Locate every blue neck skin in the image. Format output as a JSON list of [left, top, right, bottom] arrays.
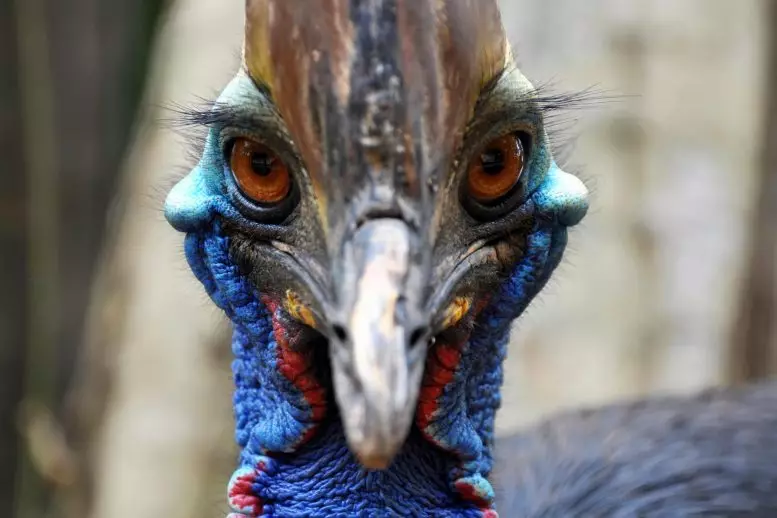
[[165, 72, 589, 515], [178, 173, 579, 516]]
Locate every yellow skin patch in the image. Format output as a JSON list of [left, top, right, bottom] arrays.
[[442, 296, 472, 329], [285, 289, 317, 328]]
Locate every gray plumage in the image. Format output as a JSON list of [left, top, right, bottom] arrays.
[[494, 381, 777, 517]]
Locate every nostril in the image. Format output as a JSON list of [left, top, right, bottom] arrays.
[[408, 326, 430, 349], [355, 206, 404, 230], [332, 323, 349, 344]]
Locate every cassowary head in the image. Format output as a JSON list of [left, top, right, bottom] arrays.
[[166, 0, 587, 515]]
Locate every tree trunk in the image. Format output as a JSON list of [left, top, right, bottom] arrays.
[[62, 2, 243, 517], [1, 1, 28, 515], [729, 0, 777, 381]]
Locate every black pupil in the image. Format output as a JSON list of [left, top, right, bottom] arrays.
[[480, 148, 504, 175], [250, 152, 274, 176]]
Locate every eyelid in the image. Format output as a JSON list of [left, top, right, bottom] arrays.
[[208, 103, 293, 159], [218, 128, 273, 157], [464, 110, 539, 146], [218, 128, 304, 178]]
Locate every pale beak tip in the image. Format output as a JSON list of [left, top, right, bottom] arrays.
[[346, 427, 405, 470], [353, 444, 399, 470]]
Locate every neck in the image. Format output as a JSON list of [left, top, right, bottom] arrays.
[[185, 215, 565, 517], [224, 293, 507, 517], [227, 322, 506, 517], [230, 391, 491, 517]]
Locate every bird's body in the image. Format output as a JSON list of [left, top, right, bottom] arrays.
[[494, 382, 777, 517], [165, 1, 777, 516]]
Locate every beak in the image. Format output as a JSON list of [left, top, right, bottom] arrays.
[[329, 219, 429, 469]]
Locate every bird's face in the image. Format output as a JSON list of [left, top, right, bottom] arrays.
[[166, 0, 587, 469]]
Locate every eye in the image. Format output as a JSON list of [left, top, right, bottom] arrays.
[[466, 134, 525, 204], [229, 138, 291, 205]]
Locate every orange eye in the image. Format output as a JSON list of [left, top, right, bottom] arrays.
[[229, 138, 291, 204], [466, 134, 525, 203]]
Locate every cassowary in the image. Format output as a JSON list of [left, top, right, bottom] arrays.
[[164, 1, 777, 516]]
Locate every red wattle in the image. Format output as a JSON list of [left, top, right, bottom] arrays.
[[262, 296, 327, 445]]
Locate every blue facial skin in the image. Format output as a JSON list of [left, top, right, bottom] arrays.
[[165, 71, 588, 517]]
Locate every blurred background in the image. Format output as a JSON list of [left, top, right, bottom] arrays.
[[1, 0, 775, 516]]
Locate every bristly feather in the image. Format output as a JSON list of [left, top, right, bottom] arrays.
[[494, 381, 777, 516], [167, 81, 613, 168], [161, 81, 609, 244], [143, 98, 227, 215]]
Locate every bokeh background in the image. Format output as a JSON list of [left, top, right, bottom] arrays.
[[2, 0, 775, 517]]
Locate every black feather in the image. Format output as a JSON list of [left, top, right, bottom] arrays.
[[494, 381, 777, 517]]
